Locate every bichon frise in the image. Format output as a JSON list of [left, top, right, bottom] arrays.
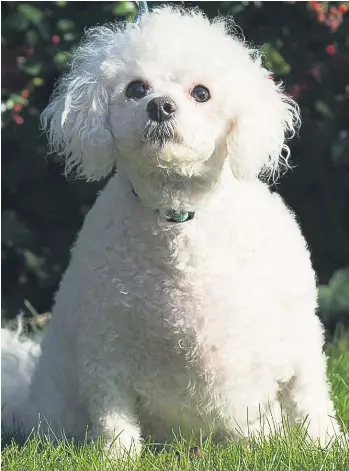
[[1, 5, 340, 457]]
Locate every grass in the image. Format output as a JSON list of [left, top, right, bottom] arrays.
[[2, 332, 349, 471]]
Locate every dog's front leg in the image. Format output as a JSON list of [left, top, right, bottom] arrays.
[[79, 365, 142, 458], [281, 351, 340, 447]]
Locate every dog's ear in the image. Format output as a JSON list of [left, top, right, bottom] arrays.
[[226, 66, 300, 181], [41, 28, 117, 181]]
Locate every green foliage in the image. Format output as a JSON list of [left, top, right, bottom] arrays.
[[2, 335, 349, 470], [319, 269, 349, 326], [1, 2, 349, 329], [263, 44, 291, 75]]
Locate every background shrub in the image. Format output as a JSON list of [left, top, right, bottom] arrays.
[[2, 1, 349, 331]]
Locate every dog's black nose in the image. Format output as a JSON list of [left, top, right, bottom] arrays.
[[147, 97, 177, 122]]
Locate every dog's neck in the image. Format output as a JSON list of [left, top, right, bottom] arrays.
[[131, 186, 195, 223], [121, 150, 227, 217]]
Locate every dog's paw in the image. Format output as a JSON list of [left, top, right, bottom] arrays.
[[104, 435, 142, 460], [304, 416, 342, 448]]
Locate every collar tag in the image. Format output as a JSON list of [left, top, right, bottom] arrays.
[[165, 210, 195, 223], [132, 186, 195, 223]]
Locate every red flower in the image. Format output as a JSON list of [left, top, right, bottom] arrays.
[[52, 35, 61, 44], [326, 44, 336, 54], [339, 4, 347, 13], [21, 89, 30, 99], [13, 103, 22, 112], [13, 114, 24, 125], [328, 19, 341, 32], [310, 1, 323, 13]]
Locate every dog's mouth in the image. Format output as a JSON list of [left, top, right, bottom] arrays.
[[142, 120, 182, 148]]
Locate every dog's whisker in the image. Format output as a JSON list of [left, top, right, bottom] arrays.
[[142, 120, 182, 147]]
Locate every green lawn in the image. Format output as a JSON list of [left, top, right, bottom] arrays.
[[2, 333, 348, 471]]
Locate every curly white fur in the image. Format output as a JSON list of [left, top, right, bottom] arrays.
[[2, 6, 339, 456]]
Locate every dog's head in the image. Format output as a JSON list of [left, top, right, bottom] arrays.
[[42, 6, 300, 204]]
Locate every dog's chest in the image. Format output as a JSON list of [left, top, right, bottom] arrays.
[[115, 227, 230, 407], [131, 291, 222, 436], [106, 205, 267, 418]]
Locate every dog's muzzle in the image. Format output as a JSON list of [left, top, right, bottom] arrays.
[[142, 96, 181, 146], [147, 96, 177, 122], [142, 121, 181, 146]]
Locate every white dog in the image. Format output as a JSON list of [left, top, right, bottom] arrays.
[[2, 6, 340, 456]]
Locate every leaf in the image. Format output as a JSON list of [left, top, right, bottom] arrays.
[[331, 131, 349, 166], [318, 269, 349, 321], [229, 3, 249, 15], [2, 211, 32, 246], [113, 1, 136, 17], [17, 4, 49, 39], [21, 59, 43, 76], [63, 33, 75, 42], [315, 100, 334, 119], [263, 44, 291, 75], [18, 4, 43, 25], [57, 19, 75, 32], [26, 29, 39, 45], [9, 94, 28, 106], [53, 51, 69, 69], [6, 99, 15, 109], [33, 77, 44, 87]]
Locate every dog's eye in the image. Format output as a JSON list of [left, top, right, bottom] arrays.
[[191, 85, 210, 103], [126, 81, 149, 100]]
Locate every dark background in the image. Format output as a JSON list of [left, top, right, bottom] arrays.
[[2, 1, 349, 331]]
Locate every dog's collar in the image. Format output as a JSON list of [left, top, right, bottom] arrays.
[[132, 187, 195, 223], [165, 209, 195, 223]]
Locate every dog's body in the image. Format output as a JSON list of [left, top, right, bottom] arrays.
[[2, 6, 339, 455]]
